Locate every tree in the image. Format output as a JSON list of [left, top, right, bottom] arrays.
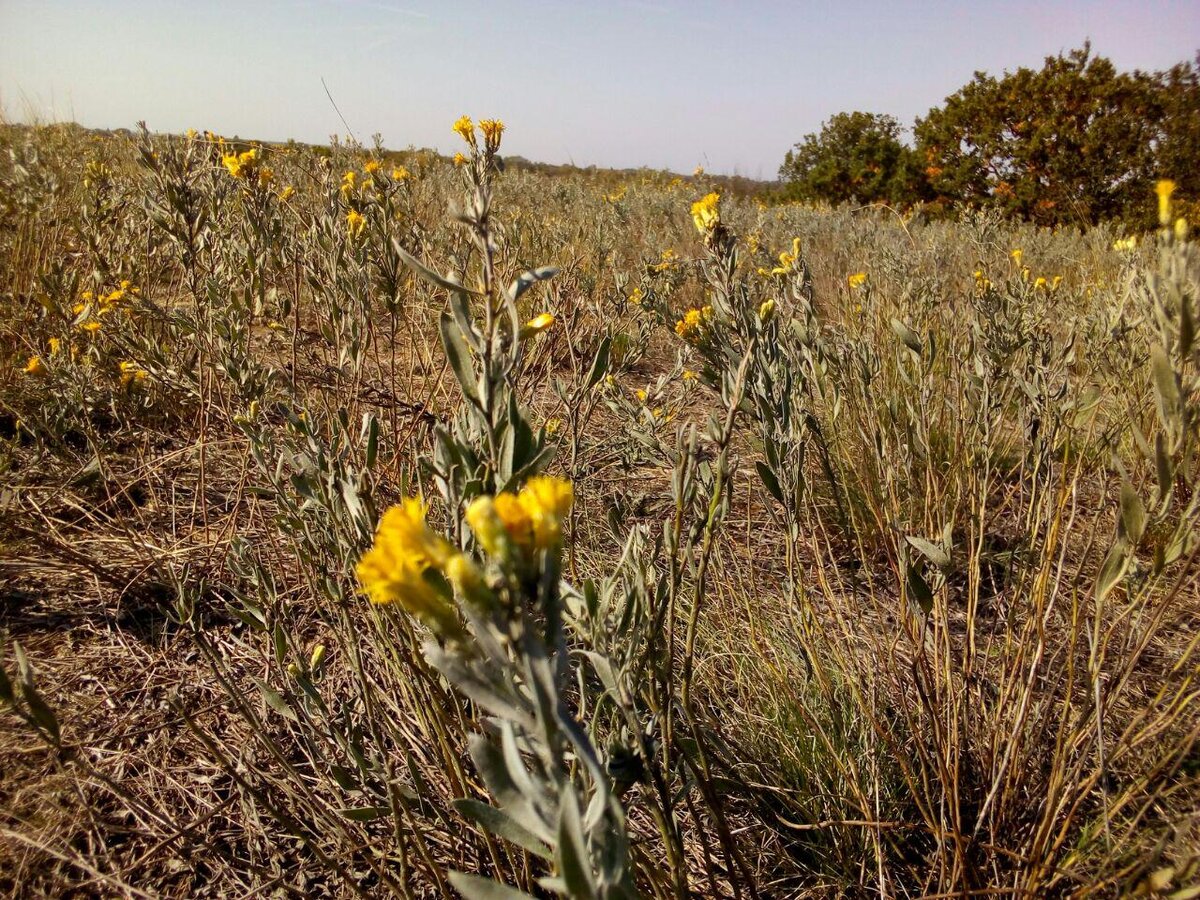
[[778, 112, 923, 207], [913, 44, 1174, 226]]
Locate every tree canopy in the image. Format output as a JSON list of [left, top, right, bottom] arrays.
[[778, 45, 1199, 227]]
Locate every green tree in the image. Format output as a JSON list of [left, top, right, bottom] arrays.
[[778, 111, 923, 207], [913, 44, 1180, 226]]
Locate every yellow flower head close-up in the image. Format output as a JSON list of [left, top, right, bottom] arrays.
[[847, 272, 868, 289], [356, 499, 463, 635], [675, 304, 713, 341], [453, 115, 476, 147], [691, 192, 721, 233]]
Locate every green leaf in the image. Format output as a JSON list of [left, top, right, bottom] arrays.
[[364, 413, 379, 469], [889, 318, 922, 355], [1095, 539, 1130, 603], [448, 872, 535, 900], [1155, 433, 1174, 502], [585, 336, 611, 390], [440, 310, 480, 405], [906, 535, 951, 569], [507, 266, 559, 302], [1119, 478, 1146, 545], [336, 805, 392, 822], [1149, 344, 1181, 430], [253, 679, 298, 722], [905, 563, 934, 615], [556, 789, 597, 900], [392, 239, 484, 296], [755, 461, 785, 507], [453, 799, 553, 859]]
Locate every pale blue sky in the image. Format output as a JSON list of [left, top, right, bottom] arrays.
[[1, 1, 1196, 177]]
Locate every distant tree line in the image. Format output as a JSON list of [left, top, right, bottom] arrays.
[[778, 45, 1199, 227]]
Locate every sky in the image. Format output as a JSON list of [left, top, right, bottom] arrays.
[[1, 1, 1197, 178]]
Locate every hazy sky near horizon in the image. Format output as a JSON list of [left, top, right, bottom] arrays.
[[1, 1, 1197, 177]]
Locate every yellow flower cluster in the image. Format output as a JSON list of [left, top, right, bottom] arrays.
[[1113, 236, 1138, 252], [73, 281, 140, 333], [391, 166, 411, 181], [23, 355, 46, 376], [346, 209, 366, 239], [466, 476, 574, 561], [691, 192, 721, 233], [356, 498, 473, 635], [627, 287, 644, 306], [222, 148, 260, 180], [119, 360, 148, 386], [340, 170, 357, 198], [453, 115, 477, 147], [675, 304, 713, 342], [363, 159, 381, 174], [479, 119, 504, 150], [847, 272, 868, 289], [651, 249, 678, 272], [760, 237, 801, 277]]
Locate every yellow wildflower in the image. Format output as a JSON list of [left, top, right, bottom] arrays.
[[391, 166, 411, 181], [518, 476, 574, 550], [651, 249, 677, 272], [453, 152, 467, 167], [544, 418, 562, 436], [759, 298, 776, 321], [1113, 236, 1138, 252], [363, 159, 381, 174], [522, 313, 556, 337], [1156, 179, 1176, 226], [847, 272, 868, 289], [479, 119, 504, 150], [691, 192, 721, 233], [1034, 276, 1048, 290], [80, 320, 102, 334], [1176, 217, 1189, 241], [1051, 275, 1063, 290], [119, 360, 148, 386], [771, 237, 802, 275], [48, 337, 62, 356], [453, 115, 476, 147], [346, 210, 366, 239], [628, 287, 644, 306], [23, 355, 46, 376], [356, 499, 462, 636], [280, 185, 296, 202], [675, 305, 712, 342], [467, 477, 573, 560], [636, 389, 648, 403], [1010, 248, 1023, 265]]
